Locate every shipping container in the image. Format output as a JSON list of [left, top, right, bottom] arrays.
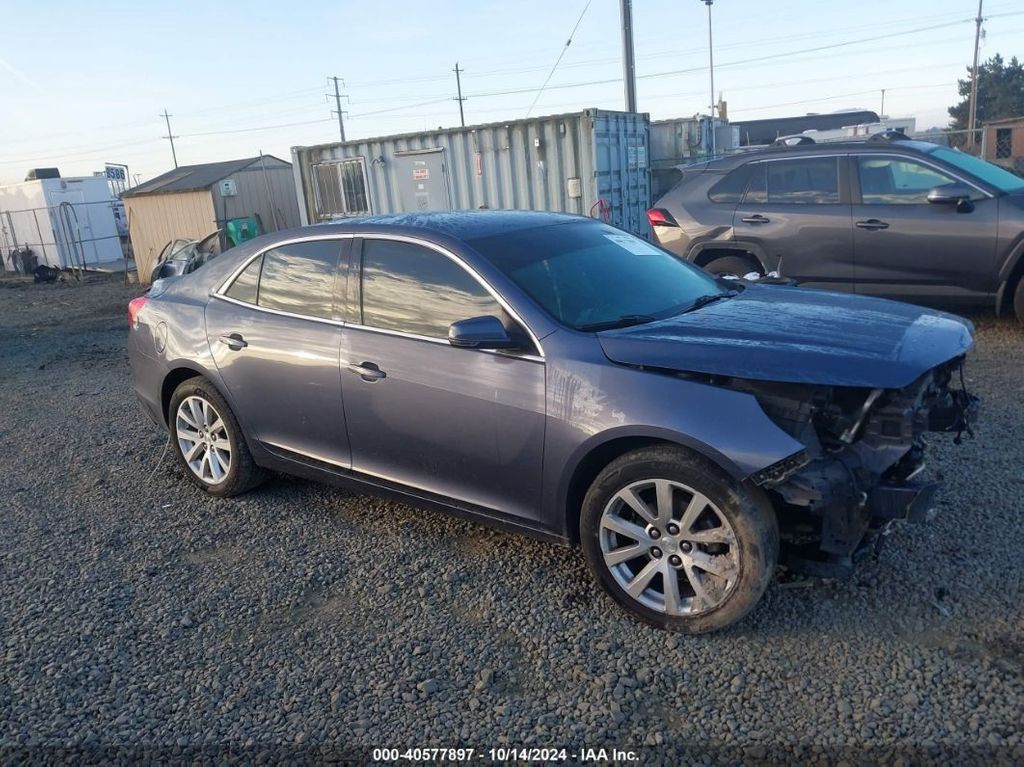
[[291, 109, 652, 237], [649, 117, 738, 199], [0, 176, 122, 270]]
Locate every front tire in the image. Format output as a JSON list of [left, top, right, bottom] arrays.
[[580, 446, 778, 634], [168, 377, 263, 497]]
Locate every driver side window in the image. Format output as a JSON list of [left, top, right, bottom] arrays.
[[360, 239, 511, 340], [857, 157, 977, 205]]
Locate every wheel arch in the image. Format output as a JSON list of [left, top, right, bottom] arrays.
[[996, 238, 1024, 317], [160, 363, 224, 426], [559, 428, 746, 546], [690, 242, 768, 271]]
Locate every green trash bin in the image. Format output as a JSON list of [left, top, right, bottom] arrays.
[[224, 216, 261, 247]]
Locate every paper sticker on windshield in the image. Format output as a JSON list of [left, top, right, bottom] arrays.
[[604, 233, 662, 256]]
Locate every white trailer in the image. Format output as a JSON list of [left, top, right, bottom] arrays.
[[0, 176, 122, 270]]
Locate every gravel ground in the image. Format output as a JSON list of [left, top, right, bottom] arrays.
[[1, 274, 1021, 764]]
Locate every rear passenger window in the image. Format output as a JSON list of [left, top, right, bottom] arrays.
[[257, 240, 341, 319], [361, 239, 506, 338], [749, 157, 840, 204], [708, 164, 755, 202], [225, 256, 262, 304]]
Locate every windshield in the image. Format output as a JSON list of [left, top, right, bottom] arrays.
[[929, 147, 1024, 193], [468, 222, 725, 330]]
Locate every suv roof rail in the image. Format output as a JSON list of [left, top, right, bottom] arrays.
[[866, 129, 911, 143], [771, 134, 817, 147]]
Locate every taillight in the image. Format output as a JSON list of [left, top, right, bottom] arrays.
[[647, 208, 678, 227], [128, 296, 149, 327]]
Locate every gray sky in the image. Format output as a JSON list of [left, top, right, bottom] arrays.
[[1, 0, 1021, 185]]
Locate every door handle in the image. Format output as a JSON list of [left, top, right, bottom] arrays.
[[347, 361, 386, 382], [219, 333, 248, 350], [856, 219, 890, 230], [740, 214, 770, 224]]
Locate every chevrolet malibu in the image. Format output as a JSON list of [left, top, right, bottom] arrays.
[[128, 211, 977, 633]]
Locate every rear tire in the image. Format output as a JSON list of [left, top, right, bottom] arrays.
[[703, 254, 763, 279], [580, 446, 778, 634], [168, 377, 264, 497], [1013, 277, 1024, 325]]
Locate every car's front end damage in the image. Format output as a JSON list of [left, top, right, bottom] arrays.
[[596, 284, 979, 577], [733, 359, 979, 575]]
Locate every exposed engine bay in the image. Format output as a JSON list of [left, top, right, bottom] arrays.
[[728, 358, 979, 576]]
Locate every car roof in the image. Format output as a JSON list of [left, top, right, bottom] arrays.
[[306, 210, 586, 241], [694, 139, 941, 171]]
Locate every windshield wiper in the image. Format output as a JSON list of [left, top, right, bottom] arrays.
[[577, 314, 657, 332], [679, 291, 737, 314]]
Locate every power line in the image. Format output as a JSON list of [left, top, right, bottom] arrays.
[[526, 0, 593, 118]]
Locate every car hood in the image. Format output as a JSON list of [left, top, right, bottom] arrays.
[[597, 285, 974, 389]]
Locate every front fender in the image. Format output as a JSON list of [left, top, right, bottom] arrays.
[[540, 350, 807, 532]]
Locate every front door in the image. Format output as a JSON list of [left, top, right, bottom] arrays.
[[340, 236, 545, 520], [732, 155, 855, 291], [206, 238, 352, 466], [850, 154, 1000, 303], [394, 150, 451, 212]]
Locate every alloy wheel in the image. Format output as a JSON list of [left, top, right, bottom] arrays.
[[175, 395, 232, 485], [598, 479, 739, 616]]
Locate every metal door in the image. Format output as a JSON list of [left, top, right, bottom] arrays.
[[394, 150, 451, 212]]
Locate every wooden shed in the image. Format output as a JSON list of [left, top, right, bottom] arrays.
[[124, 155, 300, 282]]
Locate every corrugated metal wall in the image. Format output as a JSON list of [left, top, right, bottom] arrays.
[[209, 158, 302, 234], [126, 191, 216, 283], [292, 109, 651, 237]]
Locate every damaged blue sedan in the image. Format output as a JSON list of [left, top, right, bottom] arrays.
[[128, 211, 977, 633]]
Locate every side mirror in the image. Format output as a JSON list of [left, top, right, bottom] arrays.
[[927, 184, 975, 213], [448, 315, 516, 349]]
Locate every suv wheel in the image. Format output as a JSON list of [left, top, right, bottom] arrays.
[[580, 446, 778, 634], [168, 377, 263, 497], [704, 254, 763, 279]]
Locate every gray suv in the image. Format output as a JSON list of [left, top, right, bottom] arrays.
[[648, 138, 1024, 322], [128, 211, 976, 633]]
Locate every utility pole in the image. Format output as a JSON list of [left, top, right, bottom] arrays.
[[330, 76, 349, 142], [703, 0, 716, 158], [966, 0, 984, 150], [620, 0, 637, 113], [453, 62, 467, 128], [880, 88, 886, 118], [160, 109, 178, 168]]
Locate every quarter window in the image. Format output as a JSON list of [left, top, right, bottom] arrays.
[[361, 239, 506, 339], [225, 256, 262, 304], [708, 164, 755, 203], [312, 159, 370, 218], [744, 157, 841, 204], [257, 240, 341, 319], [857, 157, 963, 204]]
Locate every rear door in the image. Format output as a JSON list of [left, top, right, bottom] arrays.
[[850, 153, 999, 302], [732, 154, 855, 291], [206, 237, 352, 466]]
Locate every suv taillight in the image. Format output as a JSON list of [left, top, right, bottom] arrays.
[[647, 208, 678, 227], [128, 296, 149, 327]]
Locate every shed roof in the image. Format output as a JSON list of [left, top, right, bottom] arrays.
[[123, 155, 290, 197]]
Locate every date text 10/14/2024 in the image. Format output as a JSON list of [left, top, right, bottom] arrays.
[[371, 747, 640, 762]]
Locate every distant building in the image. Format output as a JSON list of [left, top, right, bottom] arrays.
[[982, 116, 1024, 175], [732, 110, 880, 146], [796, 117, 916, 143]]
